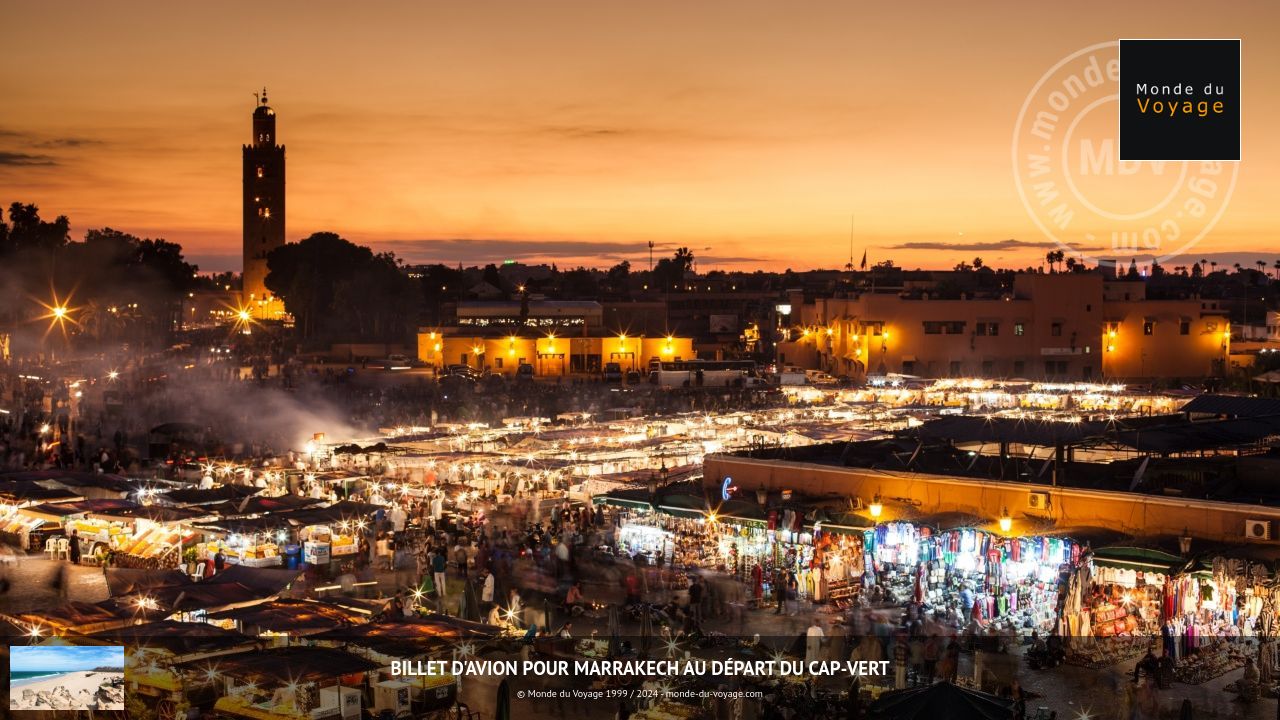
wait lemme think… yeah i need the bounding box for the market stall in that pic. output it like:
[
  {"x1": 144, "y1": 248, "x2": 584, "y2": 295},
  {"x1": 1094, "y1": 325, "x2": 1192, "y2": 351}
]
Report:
[
  {"x1": 1057, "y1": 546, "x2": 1270, "y2": 682},
  {"x1": 863, "y1": 522, "x2": 1075, "y2": 637},
  {"x1": 183, "y1": 646, "x2": 378, "y2": 720},
  {"x1": 0, "y1": 481, "x2": 83, "y2": 550},
  {"x1": 88, "y1": 505, "x2": 210, "y2": 569},
  {"x1": 311, "y1": 614, "x2": 506, "y2": 716}
]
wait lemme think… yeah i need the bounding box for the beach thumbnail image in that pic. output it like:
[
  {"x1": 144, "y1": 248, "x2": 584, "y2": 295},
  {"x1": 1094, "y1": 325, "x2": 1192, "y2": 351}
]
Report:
[{"x1": 9, "y1": 645, "x2": 125, "y2": 711}]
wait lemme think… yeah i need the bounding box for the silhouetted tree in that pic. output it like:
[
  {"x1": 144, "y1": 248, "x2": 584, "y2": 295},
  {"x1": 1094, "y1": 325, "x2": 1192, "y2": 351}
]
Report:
[
  {"x1": 266, "y1": 232, "x2": 420, "y2": 342},
  {"x1": 653, "y1": 248, "x2": 695, "y2": 290}
]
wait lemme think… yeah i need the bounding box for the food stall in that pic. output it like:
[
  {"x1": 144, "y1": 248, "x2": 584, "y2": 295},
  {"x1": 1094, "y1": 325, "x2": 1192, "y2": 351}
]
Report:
[
  {"x1": 311, "y1": 614, "x2": 505, "y2": 716},
  {"x1": 299, "y1": 522, "x2": 361, "y2": 566},
  {"x1": 0, "y1": 482, "x2": 83, "y2": 550},
  {"x1": 17, "y1": 499, "x2": 144, "y2": 561},
  {"x1": 200, "y1": 536, "x2": 284, "y2": 568},
  {"x1": 87, "y1": 506, "x2": 211, "y2": 569},
  {"x1": 186, "y1": 647, "x2": 378, "y2": 720}
]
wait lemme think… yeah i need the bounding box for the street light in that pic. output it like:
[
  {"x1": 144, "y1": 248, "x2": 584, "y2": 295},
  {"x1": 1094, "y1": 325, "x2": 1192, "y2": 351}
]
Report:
[
  {"x1": 868, "y1": 493, "x2": 883, "y2": 519},
  {"x1": 999, "y1": 508, "x2": 1013, "y2": 533}
]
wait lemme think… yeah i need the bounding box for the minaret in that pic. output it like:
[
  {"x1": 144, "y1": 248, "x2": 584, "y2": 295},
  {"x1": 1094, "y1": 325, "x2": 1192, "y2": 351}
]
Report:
[{"x1": 242, "y1": 87, "x2": 286, "y2": 316}]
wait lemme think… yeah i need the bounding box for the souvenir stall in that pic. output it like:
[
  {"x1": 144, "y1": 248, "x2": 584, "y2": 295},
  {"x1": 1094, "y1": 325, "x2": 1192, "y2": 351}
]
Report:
[
  {"x1": 1161, "y1": 556, "x2": 1272, "y2": 684},
  {"x1": 1061, "y1": 549, "x2": 1273, "y2": 681},
  {"x1": 614, "y1": 512, "x2": 676, "y2": 565},
  {"x1": 863, "y1": 522, "x2": 1076, "y2": 637},
  {"x1": 1058, "y1": 547, "x2": 1176, "y2": 669},
  {"x1": 605, "y1": 495, "x2": 869, "y2": 608}
]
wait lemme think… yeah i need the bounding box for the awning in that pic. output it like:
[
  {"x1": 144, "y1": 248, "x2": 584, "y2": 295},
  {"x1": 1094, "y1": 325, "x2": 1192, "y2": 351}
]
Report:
[
  {"x1": 177, "y1": 646, "x2": 380, "y2": 684},
  {"x1": 1090, "y1": 546, "x2": 1182, "y2": 572}
]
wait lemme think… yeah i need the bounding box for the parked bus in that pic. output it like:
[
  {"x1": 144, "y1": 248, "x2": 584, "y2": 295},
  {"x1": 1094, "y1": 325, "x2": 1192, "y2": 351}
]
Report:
[{"x1": 648, "y1": 359, "x2": 763, "y2": 388}]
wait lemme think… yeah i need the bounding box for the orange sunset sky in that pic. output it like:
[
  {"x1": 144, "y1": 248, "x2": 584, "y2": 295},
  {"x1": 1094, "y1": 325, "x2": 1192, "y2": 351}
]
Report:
[{"x1": 1, "y1": 1, "x2": 1276, "y2": 273}]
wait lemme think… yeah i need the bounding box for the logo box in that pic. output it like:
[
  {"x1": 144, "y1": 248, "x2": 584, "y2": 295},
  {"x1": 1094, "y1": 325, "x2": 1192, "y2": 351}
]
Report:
[{"x1": 1119, "y1": 39, "x2": 1241, "y2": 161}]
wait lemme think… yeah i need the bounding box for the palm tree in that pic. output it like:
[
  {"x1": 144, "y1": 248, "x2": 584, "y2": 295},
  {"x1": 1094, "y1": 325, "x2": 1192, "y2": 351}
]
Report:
[
  {"x1": 1256, "y1": 260, "x2": 1267, "y2": 274},
  {"x1": 1273, "y1": 260, "x2": 1280, "y2": 280}
]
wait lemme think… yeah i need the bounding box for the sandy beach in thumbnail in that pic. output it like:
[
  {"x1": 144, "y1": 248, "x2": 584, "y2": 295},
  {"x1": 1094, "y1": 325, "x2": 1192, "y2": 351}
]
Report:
[{"x1": 9, "y1": 670, "x2": 125, "y2": 710}]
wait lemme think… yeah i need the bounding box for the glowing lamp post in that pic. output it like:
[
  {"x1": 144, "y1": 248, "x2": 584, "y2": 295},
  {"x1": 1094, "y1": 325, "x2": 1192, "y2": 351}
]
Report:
[{"x1": 998, "y1": 508, "x2": 1013, "y2": 534}]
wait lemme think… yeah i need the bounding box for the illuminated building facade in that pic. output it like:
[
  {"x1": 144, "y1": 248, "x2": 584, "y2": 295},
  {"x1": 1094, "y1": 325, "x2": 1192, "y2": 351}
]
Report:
[{"x1": 780, "y1": 273, "x2": 1229, "y2": 381}]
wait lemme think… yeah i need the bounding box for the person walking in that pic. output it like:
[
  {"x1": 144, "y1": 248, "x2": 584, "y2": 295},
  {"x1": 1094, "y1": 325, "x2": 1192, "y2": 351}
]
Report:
[
  {"x1": 806, "y1": 620, "x2": 826, "y2": 664},
  {"x1": 481, "y1": 568, "x2": 496, "y2": 613},
  {"x1": 67, "y1": 530, "x2": 81, "y2": 565},
  {"x1": 687, "y1": 575, "x2": 704, "y2": 624}
]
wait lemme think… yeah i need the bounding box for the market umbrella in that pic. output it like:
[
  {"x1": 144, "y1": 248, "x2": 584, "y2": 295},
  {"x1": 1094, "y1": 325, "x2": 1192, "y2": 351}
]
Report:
[
  {"x1": 495, "y1": 678, "x2": 512, "y2": 720},
  {"x1": 867, "y1": 682, "x2": 1012, "y2": 720}
]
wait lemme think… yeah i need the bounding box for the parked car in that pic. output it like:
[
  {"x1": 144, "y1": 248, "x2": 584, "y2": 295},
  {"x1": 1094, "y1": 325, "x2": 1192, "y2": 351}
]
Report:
[
  {"x1": 516, "y1": 363, "x2": 535, "y2": 382},
  {"x1": 603, "y1": 362, "x2": 623, "y2": 383},
  {"x1": 444, "y1": 364, "x2": 481, "y2": 380}
]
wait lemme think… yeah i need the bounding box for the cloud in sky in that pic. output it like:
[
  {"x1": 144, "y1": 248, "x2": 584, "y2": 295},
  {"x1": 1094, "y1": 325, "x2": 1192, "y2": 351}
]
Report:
[
  {"x1": 10, "y1": 645, "x2": 124, "y2": 672},
  {"x1": 373, "y1": 238, "x2": 763, "y2": 267},
  {"x1": 0, "y1": 151, "x2": 56, "y2": 167},
  {"x1": 882, "y1": 238, "x2": 1112, "y2": 254}
]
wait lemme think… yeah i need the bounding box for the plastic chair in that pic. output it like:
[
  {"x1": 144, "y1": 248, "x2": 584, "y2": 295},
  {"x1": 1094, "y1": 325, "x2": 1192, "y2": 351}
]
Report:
[
  {"x1": 44, "y1": 537, "x2": 58, "y2": 560},
  {"x1": 55, "y1": 537, "x2": 69, "y2": 560},
  {"x1": 192, "y1": 562, "x2": 206, "y2": 580}
]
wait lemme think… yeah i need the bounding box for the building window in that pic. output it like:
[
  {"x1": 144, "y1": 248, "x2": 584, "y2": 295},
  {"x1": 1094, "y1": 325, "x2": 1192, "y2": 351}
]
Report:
[
  {"x1": 949, "y1": 361, "x2": 961, "y2": 375},
  {"x1": 1143, "y1": 321, "x2": 1154, "y2": 336},
  {"x1": 1179, "y1": 319, "x2": 1190, "y2": 335},
  {"x1": 975, "y1": 322, "x2": 999, "y2": 337},
  {"x1": 981, "y1": 360, "x2": 994, "y2": 375},
  {"x1": 1085, "y1": 304, "x2": 1092, "y2": 312},
  {"x1": 1014, "y1": 323, "x2": 1025, "y2": 336},
  {"x1": 925, "y1": 321, "x2": 966, "y2": 334},
  {"x1": 1051, "y1": 322, "x2": 1063, "y2": 337},
  {"x1": 1013, "y1": 360, "x2": 1025, "y2": 376},
  {"x1": 494, "y1": 358, "x2": 504, "y2": 369},
  {"x1": 256, "y1": 167, "x2": 264, "y2": 178}
]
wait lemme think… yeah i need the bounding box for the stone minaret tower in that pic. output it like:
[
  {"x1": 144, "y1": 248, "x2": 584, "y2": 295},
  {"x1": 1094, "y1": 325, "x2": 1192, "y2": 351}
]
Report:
[{"x1": 242, "y1": 87, "x2": 286, "y2": 317}]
